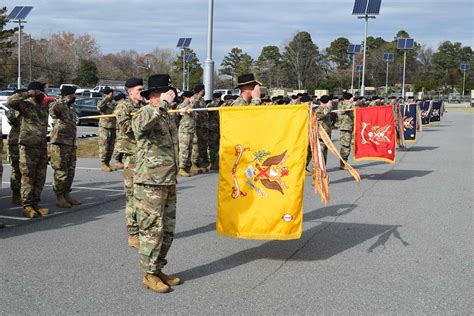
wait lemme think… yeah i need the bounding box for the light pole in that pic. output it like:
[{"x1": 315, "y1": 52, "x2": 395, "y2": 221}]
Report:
[
  {"x1": 176, "y1": 38, "x2": 192, "y2": 91},
  {"x1": 203, "y1": 0, "x2": 214, "y2": 101},
  {"x1": 7, "y1": 6, "x2": 33, "y2": 89},
  {"x1": 383, "y1": 53, "x2": 394, "y2": 96},
  {"x1": 353, "y1": 0, "x2": 380, "y2": 96},
  {"x1": 347, "y1": 43, "x2": 361, "y2": 95},
  {"x1": 397, "y1": 38, "x2": 414, "y2": 100},
  {"x1": 460, "y1": 63, "x2": 470, "y2": 96}
]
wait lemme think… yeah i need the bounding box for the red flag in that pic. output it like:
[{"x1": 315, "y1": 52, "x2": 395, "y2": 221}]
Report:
[{"x1": 354, "y1": 105, "x2": 396, "y2": 163}]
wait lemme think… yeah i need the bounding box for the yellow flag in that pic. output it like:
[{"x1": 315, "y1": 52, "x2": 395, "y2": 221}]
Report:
[{"x1": 217, "y1": 104, "x2": 309, "y2": 240}]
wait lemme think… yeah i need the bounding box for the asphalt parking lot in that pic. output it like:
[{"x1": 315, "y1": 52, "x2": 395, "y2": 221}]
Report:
[{"x1": 0, "y1": 110, "x2": 472, "y2": 314}]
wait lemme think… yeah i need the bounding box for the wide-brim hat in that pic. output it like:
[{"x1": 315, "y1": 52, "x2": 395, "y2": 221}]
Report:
[
  {"x1": 141, "y1": 74, "x2": 173, "y2": 99},
  {"x1": 235, "y1": 73, "x2": 262, "y2": 89}
]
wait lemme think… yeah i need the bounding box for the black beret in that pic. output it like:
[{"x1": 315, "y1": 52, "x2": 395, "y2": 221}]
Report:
[
  {"x1": 102, "y1": 87, "x2": 114, "y2": 95},
  {"x1": 27, "y1": 81, "x2": 44, "y2": 92},
  {"x1": 291, "y1": 95, "x2": 298, "y2": 99},
  {"x1": 125, "y1": 77, "x2": 143, "y2": 88},
  {"x1": 61, "y1": 85, "x2": 77, "y2": 96},
  {"x1": 114, "y1": 94, "x2": 126, "y2": 102},
  {"x1": 343, "y1": 92, "x2": 353, "y2": 100},
  {"x1": 223, "y1": 94, "x2": 234, "y2": 101},
  {"x1": 182, "y1": 91, "x2": 194, "y2": 98},
  {"x1": 319, "y1": 95, "x2": 331, "y2": 104},
  {"x1": 194, "y1": 84, "x2": 205, "y2": 93},
  {"x1": 213, "y1": 92, "x2": 222, "y2": 98},
  {"x1": 300, "y1": 95, "x2": 311, "y2": 103},
  {"x1": 296, "y1": 93, "x2": 303, "y2": 97}
]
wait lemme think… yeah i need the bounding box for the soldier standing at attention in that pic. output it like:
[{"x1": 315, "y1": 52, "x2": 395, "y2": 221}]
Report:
[
  {"x1": 5, "y1": 90, "x2": 23, "y2": 205},
  {"x1": 114, "y1": 78, "x2": 145, "y2": 248},
  {"x1": 7, "y1": 82, "x2": 50, "y2": 218},
  {"x1": 208, "y1": 92, "x2": 222, "y2": 170},
  {"x1": 49, "y1": 86, "x2": 81, "y2": 208},
  {"x1": 132, "y1": 74, "x2": 184, "y2": 293},
  {"x1": 338, "y1": 92, "x2": 355, "y2": 170},
  {"x1": 97, "y1": 87, "x2": 118, "y2": 172},
  {"x1": 177, "y1": 91, "x2": 194, "y2": 177},
  {"x1": 232, "y1": 74, "x2": 262, "y2": 106},
  {"x1": 222, "y1": 94, "x2": 234, "y2": 106},
  {"x1": 191, "y1": 84, "x2": 209, "y2": 174}
]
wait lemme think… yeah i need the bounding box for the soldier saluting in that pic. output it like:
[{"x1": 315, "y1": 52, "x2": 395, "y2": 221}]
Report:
[
  {"x1": 132, "y1": 74, "x2": 187, "y2": 293},
  {"x1": 7, "y1": 82, "x2": 50, "y2": 218},
  {"x1": 232, "y1": 73, "x2": 263, "y2": 106}
]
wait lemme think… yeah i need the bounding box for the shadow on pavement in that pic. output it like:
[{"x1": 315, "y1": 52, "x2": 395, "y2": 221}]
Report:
[
  {"x1": 330, "y1": 169, "x2": 433, "y2": 185},
  {"x1": 405, "y1": 146, "x2": 439, "y2": 152},
  {"x1": 177, "y1": 220, "x2": 408, "y2": 281}
]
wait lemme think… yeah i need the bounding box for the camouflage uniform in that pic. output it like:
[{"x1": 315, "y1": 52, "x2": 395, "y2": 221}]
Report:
[
  {"x1": 207, "y1": 99, "x2": 221, "y2": 167},
  {"x1": 132, "y1": 101, "x2": 179, "y2": 275},
  {"x1": 0, "y1": 112, "x2": 2, "y2": 187},
  {"x1": 231, "y1": 96, "x2": 262, "y2": 106},
  {"x1": 6, "y1": 109, "x2": 21, "y2": 194},
  {"x1": 114, "y1": 97, "x2": 144, "y2": 236},
  {"x1": 7, "y1": 92, "x2": 49, "y2": 207},
  {"x1": 97, "y1": 96, "x2": 117, "y2": 164},
  {"x1": 306, "y1": 105, "x2": 333, "y2": 166},
  {"x1": 49, "y1": 99, "x2": 77, "y2": 195},
  {"x1": 191, "y1": 96, "x2": 209, "y2": 168},
  {"x1": 338, "y1": 100, "x2": 355, "y2": 161},
  {"x1": 177, "y1": 99, "x2": 195, "y2": 171}
]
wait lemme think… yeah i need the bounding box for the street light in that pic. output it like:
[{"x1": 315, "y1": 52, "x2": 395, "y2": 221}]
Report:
[
  {"x1": 177, "y1": 38, "x2": 192, "y2": 91},
  {"x1": 203, "y1": 0, "x2": 215, "y2": 101},
  {"x1": 383, "y1": 52, "x2": 394, "y2": 96},
  {"x1": 460, "y1": 63, "x2": 470, "y2": 96},
  {"x1": 356, "y1": 64, "x2": 363, "y2": 93},
  {"x1": 396, "y1": 38, "x2": 415, "y2": 99},
  {"x1": 347, "y1": 43, "x2": 362, "y2": 95},
  {"x1": 352, "y1": 0, "x2": 381, "y2": 96},
  {"x1": 7, "y1": 6, "x2": 33, "y2": 89}
]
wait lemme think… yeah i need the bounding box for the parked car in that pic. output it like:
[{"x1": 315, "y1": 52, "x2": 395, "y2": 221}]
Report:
[
  {"x1": 1, "y1": 103, "x2": 53, "y2": 138},
  {"x1": 0, "y1": 90, "x2": 14, "y2": 106},
  {"x1": 213, "y1": 89, "x2": 240, "y2": 100},
  {"x1": 76, "y1": 91, "x2": 103, "y2": 98},
  {"x1": 73, "y1": 98, "x2": 101, "y2": 126},
  {"x1": 45, "y1": 87, "x2": 61, "y2": 98}
]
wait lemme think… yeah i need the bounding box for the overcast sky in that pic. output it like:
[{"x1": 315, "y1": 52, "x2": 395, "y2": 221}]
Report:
[{"x1": 2, "y1": 0, "x2": 473, "y2": 64}]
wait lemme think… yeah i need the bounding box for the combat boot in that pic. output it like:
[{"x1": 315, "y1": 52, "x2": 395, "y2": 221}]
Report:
[
  {"x1": 143, "y1": 274, "x2": 170, "y2": 293},
  {"x1": 33, "y1": 204, "x2": 49, "y2": 216},
  {"x1": 158, "y1": 272, "x2": 181, "y2": 286},
  {"x1": 178, "y1": 168, "x2": 192, "y2": 177},
  {"x1": 209, "y1": 163, "x2": 219, "y2": 171},
  {"x1": 64, "y1": 192, "x2": 81, "y2": 206},
  {"x1": 191, "y1": 163, "x2": 203, "y2": 174},
  {"x1": 11, "y1": 191, "x2": 22, "y2": 205},
  {"x1": 128, "y1": 234, "x2": 139, "y2": 249},
  {"x1": 22, "y1": 206, "x2": 38, "y2": 219},
  {"x1": 56, "y1": 194, "x2": 72, "y2": 208},
  {"x1": 100, "y1": 163, "x2": 114, "y2": 172},
  {"x1": 115, "y1": 161, "x2": 124, "y2": 169}
]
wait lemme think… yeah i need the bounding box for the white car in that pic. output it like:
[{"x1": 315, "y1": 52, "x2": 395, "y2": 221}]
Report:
[
  {"x1": 1, "y1": 104, "x2": 53, "y2": 138},
  {"x1": 0, "y1": 90, "x2": 14, "y2": 106}
]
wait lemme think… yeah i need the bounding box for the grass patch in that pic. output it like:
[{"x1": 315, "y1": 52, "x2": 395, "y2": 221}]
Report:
[{"x1": 76, "y1": 138, "x2": 100, "y2": 158}]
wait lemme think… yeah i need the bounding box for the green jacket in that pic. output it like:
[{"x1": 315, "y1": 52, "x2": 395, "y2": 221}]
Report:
[
  {"x1": 7, "y1": 91, "x2": 49, "y2": 147},
  {"x1": 132, "y1": 101, "x2": 179, "y2": 185},
  {"x1": 114, "y1": 98, "x2": 144, "y2": 155},
  {"x1": 231, "y1": 96, "x2": 261, "y2": 106},
  {"x1": 49, "y1": 99, "x2": 77, "y2": 146},
  {"x1": 177, "y1": 100, "x2": 195, "y2": 134},
  {"x1": 316, "y1": 106, "x2": 332, "y2": 135},
  {"x1": 338, "y1": 101, "x2": 355, "y2": 131},
  {"x1": 6, "y1": 109, "x2": 21, "y2": 145},
  {"x1": 97, "y1": 96, "x2": 117, "y2": 129}
]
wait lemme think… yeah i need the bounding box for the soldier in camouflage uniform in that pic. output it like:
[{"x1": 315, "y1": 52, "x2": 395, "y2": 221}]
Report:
[
  {"x1": 191, "y1": 84, "x2": 209, "y2": 173},
  {"x1": 49, "y1": 86, "x2": 81, "y2": 208},
  {"x1": 232, "y1": 74, "x2": 263, "y2": 106},
  {"x1": 132, "y1": 74, "x2": 184, "y2": 294},
  {"x1": 177, "y1": 91, "x2": 194, "y2": 177},
  {"x1": 208, "y1": 92, "x2": 222, "y2": 170},
  {"x1": 338, "y1": 92, "x2": 355, "y2": 170},
  {"x1": 5, "y1": 91, "x2": 23, "y2": 205},
  {"x1": 114, "y1": 77, "x2": 145, "y2": 249},
  {"x1": 97, "y1": 87, "x2": 118, "y2": 172},
  {"x1": 7, "y1": 82, "x2": 50, "y2": 218}
]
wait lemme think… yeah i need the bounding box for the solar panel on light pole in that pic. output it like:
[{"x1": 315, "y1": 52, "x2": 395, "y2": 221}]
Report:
[
  {"x1": 396, "y1": 38, "x2": 415, "y2": 99},
  {"x1": 353, "y1": 0, "x2": 381, "y2": 96},
  {"x1": 347, "y1": 43, "x2": 362, "y2": 94},
  {"x1": 7, "y1": 6, "x2": 34, "y2": 89},
  {"x1": 460, "y1": 63, "x2": 470, "y2": 96},
  {"x1": 383, "y1": 53, "x2": 394, "y2": 95},
  {"x1": 177, "y1": 38, "x2": 192, "y2": 91}
]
